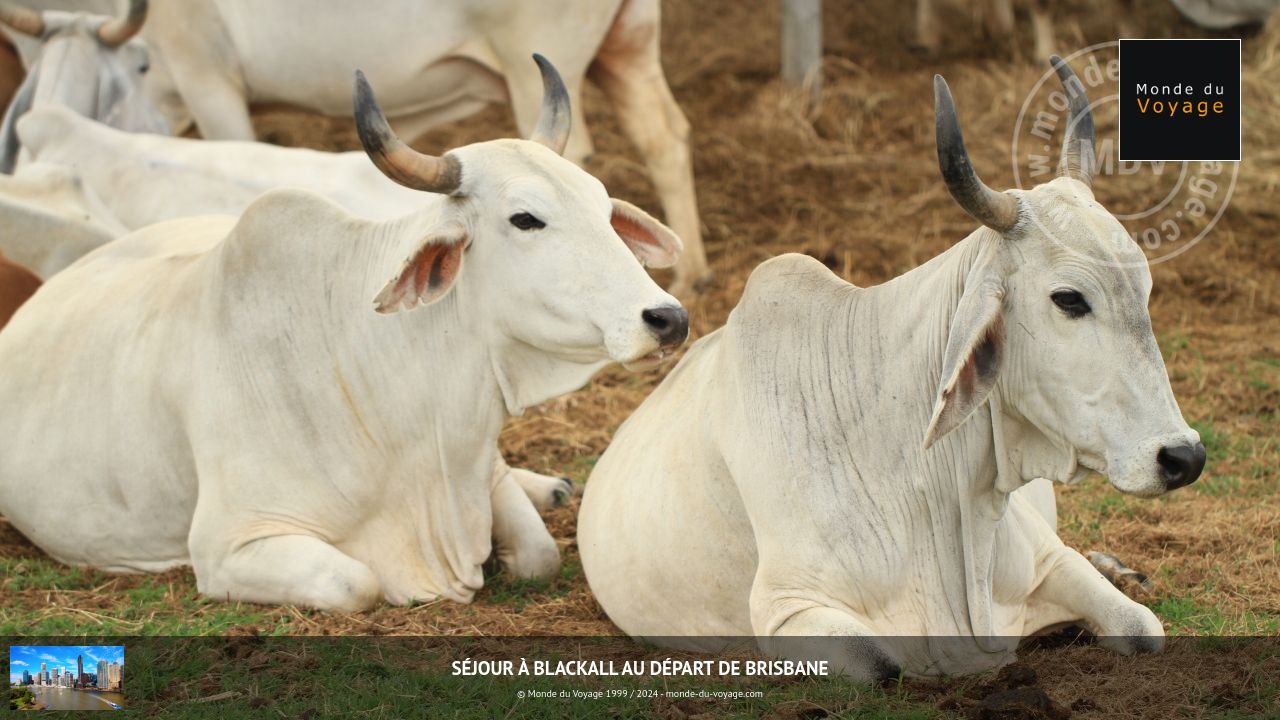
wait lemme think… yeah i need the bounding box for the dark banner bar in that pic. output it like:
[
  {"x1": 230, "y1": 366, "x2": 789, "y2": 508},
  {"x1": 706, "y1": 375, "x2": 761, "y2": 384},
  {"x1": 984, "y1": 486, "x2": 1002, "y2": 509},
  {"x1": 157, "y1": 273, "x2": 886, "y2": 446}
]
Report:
[{"x1": 4, "y1": 635, "x2": 1278, "y2": 717}]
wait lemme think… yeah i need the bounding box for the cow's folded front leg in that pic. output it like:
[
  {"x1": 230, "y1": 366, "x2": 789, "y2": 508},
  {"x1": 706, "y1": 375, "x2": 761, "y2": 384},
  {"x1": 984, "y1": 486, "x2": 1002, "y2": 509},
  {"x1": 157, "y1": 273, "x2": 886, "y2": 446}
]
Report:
[
  {"x1": 512, "y1": 469, "x2": 576, "y2": 512},
  {"x1": 1030, "y1": 548, "x2": 1164, "y2": 655},
  {"x1": 192, "y1": 533, "x2": 382, "y2": 612},
  {"x1": 492, "y1": 454, "x2": 577, "y2": 512},
  {"x1": 491, "y1": 472, "x2": 561, "y2": 580},
  {"x1": 754, "y1": 601, "x2": 902, "y2": 683}
]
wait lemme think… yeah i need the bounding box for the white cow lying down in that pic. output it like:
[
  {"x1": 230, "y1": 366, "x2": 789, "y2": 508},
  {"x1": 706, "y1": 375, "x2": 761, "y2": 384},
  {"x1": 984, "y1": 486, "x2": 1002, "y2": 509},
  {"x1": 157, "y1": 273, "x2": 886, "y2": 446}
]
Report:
[
  {"x1": 17, "y1": 104, "x2": 422, "y2": 228},
  {"x1": 0, "y1": 161, "x2": 123, "y2": 277},
  {"x1": 0, "y1": 57, "x2": 690, "y2": 610},
  {"x1": 18, "y1": 104, "x2": 589, "y2": 515},
  {"x1": 579, "y1": 59, "x2": 1206, "y2": 679}
]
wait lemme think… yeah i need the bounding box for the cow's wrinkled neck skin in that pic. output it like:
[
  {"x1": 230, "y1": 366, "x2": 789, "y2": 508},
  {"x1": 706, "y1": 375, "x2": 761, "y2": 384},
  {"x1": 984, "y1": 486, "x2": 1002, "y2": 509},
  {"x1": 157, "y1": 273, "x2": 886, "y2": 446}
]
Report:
[
  {"x1": 735, "y1": 230, "x2": 1070, "y2": 669},
  {"x1": 207, "y1": 189, "x2": 609, "y2": 604}
]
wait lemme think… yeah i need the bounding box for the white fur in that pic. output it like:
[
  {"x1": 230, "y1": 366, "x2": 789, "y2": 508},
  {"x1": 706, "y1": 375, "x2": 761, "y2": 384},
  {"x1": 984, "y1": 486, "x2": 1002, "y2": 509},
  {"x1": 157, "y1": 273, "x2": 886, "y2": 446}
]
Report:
[
  {"x1": 0, "y1": 137, "x2": 682, "y2": 610},
  {"x1": 0, "y1": 7, "x2": 167, "y2": 171},
  {"x1": 579, "y1": 177, "x2": 1198, "y2": 678}
]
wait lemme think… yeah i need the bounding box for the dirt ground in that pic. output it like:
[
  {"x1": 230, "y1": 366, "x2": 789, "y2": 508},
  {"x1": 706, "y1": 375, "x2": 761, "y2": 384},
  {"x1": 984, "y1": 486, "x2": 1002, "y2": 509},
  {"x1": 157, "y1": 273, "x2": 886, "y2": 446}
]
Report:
[{"x1": 2, "y1": 0, "x2": 1278, "y2": 717}]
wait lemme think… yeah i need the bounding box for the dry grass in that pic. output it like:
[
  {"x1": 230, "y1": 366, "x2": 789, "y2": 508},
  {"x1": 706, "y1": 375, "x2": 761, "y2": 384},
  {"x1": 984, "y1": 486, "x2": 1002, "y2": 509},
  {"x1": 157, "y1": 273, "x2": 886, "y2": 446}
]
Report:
[{"x1": 2, "y1": 0, "x2": 1278, "y2": 716}]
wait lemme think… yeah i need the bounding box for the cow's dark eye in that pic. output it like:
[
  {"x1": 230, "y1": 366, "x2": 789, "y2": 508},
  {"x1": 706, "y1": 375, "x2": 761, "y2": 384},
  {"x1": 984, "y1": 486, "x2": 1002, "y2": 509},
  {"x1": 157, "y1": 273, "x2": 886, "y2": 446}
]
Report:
[
  {"x1": 509, "y1": 212, "x2": 545, "y2": 231},
  {"x1": 138, "y1": 62, "x2": 149, "y2": 75},
  {"x1": 1051, "y1": 290, "x2": 1091, "y2": 318}
]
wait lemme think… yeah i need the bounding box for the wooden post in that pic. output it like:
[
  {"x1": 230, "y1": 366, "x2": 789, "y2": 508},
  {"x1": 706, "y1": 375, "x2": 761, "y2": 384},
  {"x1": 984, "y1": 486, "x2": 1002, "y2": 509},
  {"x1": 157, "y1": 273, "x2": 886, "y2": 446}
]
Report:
[{"x1": 782, "y1": 0, "x2": 822, "y2": 106}]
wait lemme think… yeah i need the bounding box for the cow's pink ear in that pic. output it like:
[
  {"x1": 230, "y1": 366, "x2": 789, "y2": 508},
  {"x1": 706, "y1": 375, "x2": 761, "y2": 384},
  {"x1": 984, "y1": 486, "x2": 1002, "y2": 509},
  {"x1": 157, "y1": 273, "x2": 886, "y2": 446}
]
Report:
[
  {"x1": 611, "y1": 198, "x2": 682, "y2": 269},
  {"x1": 373, "y1": 226, "x2": 467, "y2": 314},
  {"x1": 923, "y1": 274, "x2": 1006, "y2": 450}
]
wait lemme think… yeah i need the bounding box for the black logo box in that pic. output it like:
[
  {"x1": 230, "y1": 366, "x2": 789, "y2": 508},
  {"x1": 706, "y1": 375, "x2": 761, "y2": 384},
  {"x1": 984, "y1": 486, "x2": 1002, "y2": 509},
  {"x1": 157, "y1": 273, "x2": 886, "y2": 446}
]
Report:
[{"x1": 1119, "y1": 38, "x2": 1241, "y2": 162}]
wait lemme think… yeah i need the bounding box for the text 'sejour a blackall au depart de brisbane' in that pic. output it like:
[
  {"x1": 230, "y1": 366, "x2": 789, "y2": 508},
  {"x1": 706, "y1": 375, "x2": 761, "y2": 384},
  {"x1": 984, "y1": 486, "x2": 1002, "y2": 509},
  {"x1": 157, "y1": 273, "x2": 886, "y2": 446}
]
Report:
[{"x1": 0, "y1": 0, "x2": 1274, "y2": 717}]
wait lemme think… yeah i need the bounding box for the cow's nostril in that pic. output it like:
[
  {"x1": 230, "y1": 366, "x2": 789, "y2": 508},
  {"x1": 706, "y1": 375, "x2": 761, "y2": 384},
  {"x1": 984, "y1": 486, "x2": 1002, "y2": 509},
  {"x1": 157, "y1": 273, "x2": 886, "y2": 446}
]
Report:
[
  {"x1": 641, "y1": 306, "x2": 689, "y2": 348},
  {"x1": 1156, "y1": 442, "x2": 1206, "y2": 490}
]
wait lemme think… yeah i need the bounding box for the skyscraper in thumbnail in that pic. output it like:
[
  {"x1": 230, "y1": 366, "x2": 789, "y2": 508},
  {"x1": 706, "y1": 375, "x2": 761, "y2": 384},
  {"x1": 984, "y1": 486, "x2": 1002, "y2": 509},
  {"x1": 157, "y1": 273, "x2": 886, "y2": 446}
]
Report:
[
  {"x1": 98, "y1": 659, "x2": 109, "y2": 689},
  {"x1": 109, "y1": 661, "x2": 121, "y2": 690}
]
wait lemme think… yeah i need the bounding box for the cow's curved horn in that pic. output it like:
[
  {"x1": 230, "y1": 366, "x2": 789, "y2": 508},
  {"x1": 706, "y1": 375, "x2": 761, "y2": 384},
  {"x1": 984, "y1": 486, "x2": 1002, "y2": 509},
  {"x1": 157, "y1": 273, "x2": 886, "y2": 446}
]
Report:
[
  {"x1": 96, "y1": 0, "x2": 146, "y2": 47},
  {"x1": 0, "y1": 2, "x2": 44, "y2": 37},
  {"x1": 353, "y1": 70, "x2": 462, "y2": 194},
  {"x1": 1051, "y1": 55, "x2": 1095, "y2": 188},
  {"x1": 529, "y1": 53, "x2": 571, "y2": 155},
  {"x1": 934, "y1": 75, "x2": 1020, "y2": 233}
]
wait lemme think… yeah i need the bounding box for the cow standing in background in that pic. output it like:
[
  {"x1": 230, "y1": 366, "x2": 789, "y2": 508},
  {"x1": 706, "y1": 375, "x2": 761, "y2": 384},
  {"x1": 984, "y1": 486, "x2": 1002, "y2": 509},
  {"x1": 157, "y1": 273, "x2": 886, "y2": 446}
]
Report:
[
  {"x1": 0, "y1": 57, "x2": 690, "y2": 610},
  {"x1": 135, "y1": 0, "x2": 710, "y2": 296},
  {"x1": 916, "y1": 0, "x2": 1054, "y2": 61},
  {"x1": 0, "y1": 0, "x2": 166, "y2": 172},
  {"x1": 579, "y1": 59, "x2": 1205, "y2": 680},
  {"x1": 0, "y1": 251, "x2": 39, "y2": 328}
]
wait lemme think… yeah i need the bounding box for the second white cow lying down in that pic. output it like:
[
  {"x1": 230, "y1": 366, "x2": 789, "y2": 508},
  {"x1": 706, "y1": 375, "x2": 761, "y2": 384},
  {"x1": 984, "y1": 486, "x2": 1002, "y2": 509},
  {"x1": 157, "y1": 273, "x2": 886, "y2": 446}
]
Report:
[
  {"x1": 579, "y1": 59, "x2": 1206, "y2": 679},
  {"x1": 17, "y1": 104, "x2": 422, "y2": 228},
  {"x1": 0, "y1": 56, "x2": 689, "y2": 610},
  {"x1": 0, "y1": 161, "x2": 123, "y2": 277}
]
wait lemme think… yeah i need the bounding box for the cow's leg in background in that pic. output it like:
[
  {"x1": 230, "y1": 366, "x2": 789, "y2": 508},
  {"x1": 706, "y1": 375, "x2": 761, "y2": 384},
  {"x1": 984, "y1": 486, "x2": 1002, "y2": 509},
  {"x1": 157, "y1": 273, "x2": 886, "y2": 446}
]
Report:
[
  {"x1": 1028, "y1": 548, "x2": 1164, "y2": 654},
  {"x1": 501, "y1": 46, "x2": 595, "y2": 166},
  {"x1": 914, "y1": 0, "x2": 940, "y2": 54},
  {"x1": 163, "y1": 65, "x2": 254, "y2": 140},
  {"x1": 490, "y1": 471, "x2": 562, "y2": 580},
  {"x1": 588, "y1": 0, "x2": 708, "y2": 297},
  {"x1": 755, "y1": 604, "x2": 903, "y2": 683},
  {"x1": 144, "y1": 1, "x2": 255, "y2": 140},
  {"x1": 984, "y1": 0, "x2": 1020, "y2": 60},
  {"x1": 1031, "y1": 0, "x2": 1055, "y2": 63}
]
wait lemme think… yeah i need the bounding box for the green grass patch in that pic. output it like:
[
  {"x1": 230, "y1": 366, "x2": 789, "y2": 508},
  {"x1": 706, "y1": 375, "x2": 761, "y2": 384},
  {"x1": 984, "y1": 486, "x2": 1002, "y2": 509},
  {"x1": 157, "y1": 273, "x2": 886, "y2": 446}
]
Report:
[
  {"x1": 563, "y1": 453, "x2": 601, "y2": 483},
  {"x1": 1194, "y1": 473, "x2": 1242, "y2": 497},
  {"x1": 479, "y1": 559, "x2": 582, "y2": 612},
  {"x1": 1190, "y1": 419, "x2": 1227, "y2": 459},
  {"x1": 1080, "y1": 492, "x2": 1135, "y2": 519},
  {"x1": 0, "y1": 556, "x2": 286, "y2": 636},
  {"x1": 1, "y1": 556, "x2": 102, "y2": 592},
  {"x1": 1152, "y1": 597, "x2": 1280, "y2": 636},
  {"x1": 1158, "y1": 331, "x2": 1191, "y2": 360}
]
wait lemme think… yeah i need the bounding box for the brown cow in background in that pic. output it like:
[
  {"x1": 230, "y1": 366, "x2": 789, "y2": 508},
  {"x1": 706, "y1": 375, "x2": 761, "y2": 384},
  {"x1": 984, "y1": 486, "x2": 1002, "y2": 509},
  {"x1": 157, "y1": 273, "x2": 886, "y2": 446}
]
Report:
[
  {"x1": 0, "y1": 251, "x2": 40, "y2": 328},
  {"x1": 0, "y1": 36, "x2": 22, "y2": 112}
]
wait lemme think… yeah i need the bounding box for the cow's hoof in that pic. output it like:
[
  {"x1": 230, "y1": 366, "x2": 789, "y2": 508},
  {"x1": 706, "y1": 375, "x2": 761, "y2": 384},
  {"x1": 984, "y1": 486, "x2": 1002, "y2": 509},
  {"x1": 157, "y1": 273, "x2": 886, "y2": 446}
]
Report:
[
  {"x1": 502, "y1": 542, "x2": 561, "y2": 581},
  {"x1": 1099, "y1": 633, "x2": 1164, "y2": 655},
  {"x1": 1098, "y1": 606, "x2": 1165, "y2": 655},
  {"x1": 550, "y1": 477, "x2": 575, "y2": 508},
  {"x1": 841, "y1": 637, "x2": 902, "y2": 685},
  {"x1": 873, "y1": 656, "x2": 903, "y2": 686}
]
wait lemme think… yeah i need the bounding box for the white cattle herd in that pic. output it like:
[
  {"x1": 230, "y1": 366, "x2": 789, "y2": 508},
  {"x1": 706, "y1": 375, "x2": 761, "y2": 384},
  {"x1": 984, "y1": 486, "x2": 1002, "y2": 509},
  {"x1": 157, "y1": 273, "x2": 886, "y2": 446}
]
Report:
[{"x1": 0, "y1": 1, "x2": 1211, "y2": 679}]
